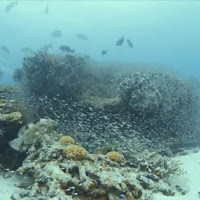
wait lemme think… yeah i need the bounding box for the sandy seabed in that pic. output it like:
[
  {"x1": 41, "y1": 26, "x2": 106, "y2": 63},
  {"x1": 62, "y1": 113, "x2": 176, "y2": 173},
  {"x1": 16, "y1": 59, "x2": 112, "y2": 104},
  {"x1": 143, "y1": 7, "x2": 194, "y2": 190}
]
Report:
[
  {"x1": 154, "y1": 150, "x2": 200, "y2": 200},
  {"x1": 0, "y1": 150, "x2": 200, "y2": 200}
]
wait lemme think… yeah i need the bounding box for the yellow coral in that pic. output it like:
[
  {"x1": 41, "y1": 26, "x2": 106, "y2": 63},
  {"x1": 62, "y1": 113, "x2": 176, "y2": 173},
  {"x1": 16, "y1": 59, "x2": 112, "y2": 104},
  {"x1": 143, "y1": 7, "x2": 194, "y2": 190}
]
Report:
[
  {"x1": 65, "y1": 144, "x2": 88, "y2": 160},
  {"x1": 59, "y1": 135, "x2": 75, "y2": 145},
  {"x1": 106, "y1": 151, "x2": 125, "y2": 163},
  {"x1": 0, "y1": 111, "x2": 22, "y2": 122}
]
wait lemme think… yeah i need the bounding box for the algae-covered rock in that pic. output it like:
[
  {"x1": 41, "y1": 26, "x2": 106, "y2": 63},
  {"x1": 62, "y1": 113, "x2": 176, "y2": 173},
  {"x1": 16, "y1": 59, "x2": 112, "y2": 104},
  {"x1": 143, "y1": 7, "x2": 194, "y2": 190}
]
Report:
[{"x1": 9, "y1": 118, "x2": 57, "y2": 152}]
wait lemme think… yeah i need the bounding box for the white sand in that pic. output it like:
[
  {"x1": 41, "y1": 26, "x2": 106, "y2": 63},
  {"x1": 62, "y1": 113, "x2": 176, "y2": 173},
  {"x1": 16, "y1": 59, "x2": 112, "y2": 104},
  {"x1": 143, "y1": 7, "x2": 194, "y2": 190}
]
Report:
[
  {"x1": 0, "y1": 173, "x2": 22, "y2": 200},
  {"x1": 153, "y1": 150, "x2": 200, "y2": 200}
]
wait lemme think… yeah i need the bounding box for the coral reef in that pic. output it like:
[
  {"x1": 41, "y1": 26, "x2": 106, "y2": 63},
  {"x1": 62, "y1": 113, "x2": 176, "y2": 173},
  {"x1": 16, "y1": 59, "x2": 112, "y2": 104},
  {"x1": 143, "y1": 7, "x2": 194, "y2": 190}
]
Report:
[
  {"x1": 118, "y1": 72, "x2": 200, "y2": 148},
  {"x1": 9, "y1": 118, "x2": 57, "y2": 152},
  {"x1": 12, "y1": 52, "x2": 200, "y2": 156},
  {"x1": 59, "y1": 135, "x2": 75, "y2": 145},
  {"x1": 65, "y1": 144, "x2": 88, "y2": 160},
  {"x1": 106, "y1": 151, "x2": 125, "y2": 163},
  {"x1": 0, "y1": 86, "x2": 31, "y2": 169},
  {"x1": 9, "y1": 119, "x2": 186, "y2": 200},
  {"x1": 14, "y1": 51, "x2": 88, "y2": 99}
]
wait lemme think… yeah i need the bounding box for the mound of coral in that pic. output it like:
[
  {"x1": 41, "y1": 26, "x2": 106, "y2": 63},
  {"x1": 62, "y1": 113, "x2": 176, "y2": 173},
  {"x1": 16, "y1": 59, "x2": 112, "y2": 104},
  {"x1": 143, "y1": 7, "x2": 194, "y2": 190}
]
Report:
[
  {"x1": 9, "y1": 119, "x2": 186, "y2": 200},
  {"x1": 13, "y1": 52, "x2": 200, "y2": 155}
]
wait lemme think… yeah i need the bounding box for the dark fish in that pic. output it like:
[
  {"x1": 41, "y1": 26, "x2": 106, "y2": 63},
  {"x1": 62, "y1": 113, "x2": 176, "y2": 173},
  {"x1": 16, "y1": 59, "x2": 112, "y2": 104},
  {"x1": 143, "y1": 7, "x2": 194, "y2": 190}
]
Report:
[
  {"x1": 59, "y1": 45, "x2": 75, "y2": 53},
  {"x1": 116, "y1": 37, "x2": 124, "y2": 46},
  {"x1": 101, "y1": 50, "x2": 108, "y2": 55},
  {"x1": 5, "y1": 1, "x2": 18, "y2": 13},
  {"x1": 40, "y1": 44, "x2": 52, "y2": 51},
  {"x1": 75, "y1": 34, "x2": 88, "y2": 40},
  {"x1": 51, "y1": 30, "x2": 62, "y2": 38},
  {"x1": 21, "y1": 47, "x2": 34, "y2": 55},
  {"x1": 45, "y1": 4, "x2": 48, "y2": 14},
  {"x1": 127, "y1": 39, "x2": 133, "y2": 48},
  {"x1": 0, "y1": 46, "x2": 10, "y2": 54}
]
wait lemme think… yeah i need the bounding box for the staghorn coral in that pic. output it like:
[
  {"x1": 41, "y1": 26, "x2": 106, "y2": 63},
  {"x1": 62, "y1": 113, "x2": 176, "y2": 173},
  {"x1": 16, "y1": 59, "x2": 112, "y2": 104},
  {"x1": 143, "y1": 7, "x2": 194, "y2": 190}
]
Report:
[
  {"x1": 59, "y1": 135, "x2": 75, "y2": 145},
  {"x1": 65, "y1": 144, "x2": 88, "y2": 160},
  {"x1": 106, "y1": 151, "x2": 125, "y2": 163}
]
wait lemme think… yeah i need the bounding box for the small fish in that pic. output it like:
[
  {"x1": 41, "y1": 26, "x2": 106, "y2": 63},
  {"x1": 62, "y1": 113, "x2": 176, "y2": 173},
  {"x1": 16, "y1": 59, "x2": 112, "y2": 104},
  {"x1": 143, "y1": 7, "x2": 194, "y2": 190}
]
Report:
[
  {"x1": 5, "y1": 1, "x2": 18, "y2": 13},
  {"x1": 75, "y1": 33, "x2": 88, "y2": 40},
  {"x1": 51, "y1": 30, "x2": 62, "y2": 38},
  {"x1": 0, "y1": 46, "x2": 10, "y2": 54},
  {"x1": 45, "y1": 4, "x2": 48, "y2": 14},
  {"x1": 101, "y1": 50, "x2": 108, "y2": 55},
  {"x1": 127, "y1": 39, "x2": 133, "y2": 48},
  {"x1": 59, "y1": 45, "x2": 75, "y2": 53},
  {"x1": 116, "y1": 37, "x2": 124, "y2": 46},
  {"x1": 40, "y1": 44, "x2": 52, "y2": 51},
  {"x1": 21, "y1": 47, "x2": 34, "y2": 55}
]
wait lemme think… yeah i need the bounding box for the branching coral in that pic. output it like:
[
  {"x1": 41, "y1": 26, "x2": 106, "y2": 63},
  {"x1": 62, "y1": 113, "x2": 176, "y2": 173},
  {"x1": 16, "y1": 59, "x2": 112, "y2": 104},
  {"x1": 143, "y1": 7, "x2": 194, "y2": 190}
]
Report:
[
  {"x1": 59, "y1": 135, "x2": 75, "y2": 145},
  {"x1": 106, "y1": 151, "x2": 125, "y2": 163},
  {"x1": 65, "y1": 144, "x2": 88, "y2": 160}
]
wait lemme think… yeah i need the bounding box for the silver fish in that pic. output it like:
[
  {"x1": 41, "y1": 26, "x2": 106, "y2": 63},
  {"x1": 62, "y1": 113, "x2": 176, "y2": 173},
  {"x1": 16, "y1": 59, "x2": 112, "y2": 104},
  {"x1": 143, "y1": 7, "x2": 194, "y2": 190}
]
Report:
[
  {"x1": 5, "y1": 1, "x2": 18, "y2": 13},
  {"x1": 75, "y1": 33, "x2": 88, "y2": 40}
]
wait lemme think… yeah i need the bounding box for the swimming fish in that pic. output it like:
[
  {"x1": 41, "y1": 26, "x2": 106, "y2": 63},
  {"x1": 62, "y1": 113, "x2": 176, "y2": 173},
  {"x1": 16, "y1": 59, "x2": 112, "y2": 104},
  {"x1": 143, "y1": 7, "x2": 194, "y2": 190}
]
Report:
[
  {"x1": 127, "y1": 39, "x2": 133, "y2": 48},
  {"x1": 5, "y1": 1, "x2": 18, "y2": 13},
  {"x1": 40, "y1": 44, "x2": 52, "y2": 51},
  {"x1": 116, "y1": 37, "x2": 124, "y2": 46},
  {"x1": 0, "y1": 46, "x2": 10, "y2": 54},
  {"x1": 101, "y1": 50, "x2": 108, "y2": 55},
  {"x1": 45, "y1": 4, "x2": 48, "y2": 14},
  {"x1": 51, "y1": 30, "x2": 62, "y2": 38},
  {"x1": 59, "y1": 45, "x2": 75, "y2": 53},
  {"x1": 75, "y1": 34, "x2": 88, "y2": 40},
  {"x1": 21, "y1": 47, "x2": 34, "y2": 56}
]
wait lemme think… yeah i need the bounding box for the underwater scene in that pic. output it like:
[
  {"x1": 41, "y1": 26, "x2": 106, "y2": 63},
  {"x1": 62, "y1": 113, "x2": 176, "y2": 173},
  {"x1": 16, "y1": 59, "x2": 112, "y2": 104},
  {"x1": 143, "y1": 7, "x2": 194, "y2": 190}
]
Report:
[{"x1": 0, "y1": 1, "x2": 200, "y2": 200}]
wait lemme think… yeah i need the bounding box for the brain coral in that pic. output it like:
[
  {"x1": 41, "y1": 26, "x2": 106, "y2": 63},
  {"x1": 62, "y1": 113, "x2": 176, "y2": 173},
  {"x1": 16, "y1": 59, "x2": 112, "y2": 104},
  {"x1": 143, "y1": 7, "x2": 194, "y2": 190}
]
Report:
[
  {"x1": 106, "y1": 151, "x2": 125, "y2": 163},
  {"x1": 65, "y1": 144, "x2": 88, "y2": 160}
]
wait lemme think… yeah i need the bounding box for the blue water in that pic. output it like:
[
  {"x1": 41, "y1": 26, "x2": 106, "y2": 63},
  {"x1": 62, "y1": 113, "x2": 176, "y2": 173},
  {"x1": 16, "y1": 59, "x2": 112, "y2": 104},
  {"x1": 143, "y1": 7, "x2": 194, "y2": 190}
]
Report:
[{"x1": 0, "y1": 1, "x2": 200, "y2": 84}]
